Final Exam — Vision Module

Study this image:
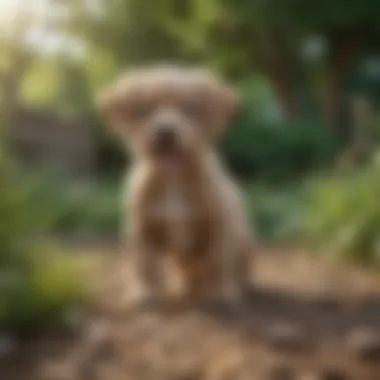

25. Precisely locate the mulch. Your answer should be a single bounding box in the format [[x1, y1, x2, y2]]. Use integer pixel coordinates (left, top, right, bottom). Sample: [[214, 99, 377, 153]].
[[2, 247, 380, 380]]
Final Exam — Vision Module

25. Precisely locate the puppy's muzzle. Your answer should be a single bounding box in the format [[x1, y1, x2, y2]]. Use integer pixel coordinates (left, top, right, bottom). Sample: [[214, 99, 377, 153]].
[[157, 126, 176, 147], [153, 124, 181, 159]]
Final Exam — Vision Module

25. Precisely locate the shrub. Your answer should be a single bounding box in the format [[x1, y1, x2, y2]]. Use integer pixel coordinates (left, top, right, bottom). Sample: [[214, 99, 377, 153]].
[[48, 179, 121, 235], [220, 88, 340, 182], [0, 148, 86, 335], [0, 245, 86, 334], [298, 152, 380, 265], [244, 182, 308, 242]]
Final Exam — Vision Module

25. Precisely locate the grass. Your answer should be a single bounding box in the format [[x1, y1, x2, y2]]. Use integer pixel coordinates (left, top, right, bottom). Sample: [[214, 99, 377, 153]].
[[0, 157, 101, 336], [0, 242, 100, 336]]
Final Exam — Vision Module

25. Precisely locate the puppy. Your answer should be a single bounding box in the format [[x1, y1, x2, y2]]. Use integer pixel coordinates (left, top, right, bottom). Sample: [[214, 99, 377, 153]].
[[98, 64, 254, 306]]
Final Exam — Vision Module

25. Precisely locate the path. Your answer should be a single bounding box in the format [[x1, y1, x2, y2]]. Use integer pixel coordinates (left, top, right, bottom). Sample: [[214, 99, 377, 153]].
[[2, 246, 380, 380]]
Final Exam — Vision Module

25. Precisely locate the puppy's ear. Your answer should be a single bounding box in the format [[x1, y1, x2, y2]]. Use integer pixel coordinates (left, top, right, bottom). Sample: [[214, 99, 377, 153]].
[[96, 84, 126, 134]]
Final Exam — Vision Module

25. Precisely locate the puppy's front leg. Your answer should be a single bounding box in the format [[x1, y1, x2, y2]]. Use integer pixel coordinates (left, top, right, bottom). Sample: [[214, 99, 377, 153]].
[[128, 230, 163, 306]]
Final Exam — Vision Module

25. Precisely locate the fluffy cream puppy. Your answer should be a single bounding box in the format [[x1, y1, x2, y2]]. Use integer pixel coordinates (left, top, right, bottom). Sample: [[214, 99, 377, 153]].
[[98, 64, 254, 306]]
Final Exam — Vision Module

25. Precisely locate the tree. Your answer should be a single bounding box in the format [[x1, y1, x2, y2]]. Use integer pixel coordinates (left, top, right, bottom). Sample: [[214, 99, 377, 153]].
[[0, 13, 34, 123], [219, 0, 380, 126], [156, 0, 380, 127], [19, 0, 380, 128]]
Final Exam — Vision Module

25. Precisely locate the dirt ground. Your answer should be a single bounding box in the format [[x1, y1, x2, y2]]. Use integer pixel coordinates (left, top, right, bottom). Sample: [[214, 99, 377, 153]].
[[2, 246, 380, 380]]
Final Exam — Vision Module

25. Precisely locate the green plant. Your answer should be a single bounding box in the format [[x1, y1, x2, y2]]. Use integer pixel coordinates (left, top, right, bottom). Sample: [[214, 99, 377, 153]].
[[299, 152, 380, 264], [0, 149, 86, 335], [220, 91, 339, 182], [244, 181, 308, 241], [0, 244, 86, 334], [50, 179, 121, 235]]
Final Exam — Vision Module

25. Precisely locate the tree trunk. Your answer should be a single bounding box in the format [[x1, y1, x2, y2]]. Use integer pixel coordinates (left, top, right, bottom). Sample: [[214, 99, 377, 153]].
[[322, 31, 358, 128]]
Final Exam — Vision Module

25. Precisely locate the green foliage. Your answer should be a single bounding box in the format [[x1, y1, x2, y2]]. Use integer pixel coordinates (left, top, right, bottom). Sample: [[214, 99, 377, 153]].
[[244, 182, 307, 241], [0, 245, 86, 334], [299, 152, 380, 264], [80, 0, 184, 68], [0, 150, 86, 335], [26, 171, 121, 236], [223, 0, 380, 31], [21, 59, 61, 107], [221, 88, 339, 182], [0, 158, 57, 263], [52, 180, 121, 235]]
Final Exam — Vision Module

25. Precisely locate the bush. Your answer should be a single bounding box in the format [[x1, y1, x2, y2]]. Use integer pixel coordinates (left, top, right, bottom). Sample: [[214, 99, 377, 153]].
[[45, 178, 121, 235], [298, 152, 380, 265], [0, 148, 86, 335], [220, 91, 340, 182], [0, 245, 86, 334], [244, 182, 308, 242]]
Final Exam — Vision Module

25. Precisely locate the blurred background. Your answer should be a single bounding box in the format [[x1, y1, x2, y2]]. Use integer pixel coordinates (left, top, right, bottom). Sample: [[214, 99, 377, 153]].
[[2, 0, 380, 378]]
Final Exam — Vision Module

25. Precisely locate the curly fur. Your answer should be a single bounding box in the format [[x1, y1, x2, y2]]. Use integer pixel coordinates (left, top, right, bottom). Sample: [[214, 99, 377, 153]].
[[98, 64, 254, 306]]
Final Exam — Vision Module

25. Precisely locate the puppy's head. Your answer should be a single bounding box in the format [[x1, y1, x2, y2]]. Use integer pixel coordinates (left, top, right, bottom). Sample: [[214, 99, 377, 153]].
[[98, 65, 239, 166]]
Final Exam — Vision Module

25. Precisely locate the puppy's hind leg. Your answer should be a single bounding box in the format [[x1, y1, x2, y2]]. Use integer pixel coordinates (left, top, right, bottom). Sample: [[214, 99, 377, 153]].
[[208, 234, 245, 308]]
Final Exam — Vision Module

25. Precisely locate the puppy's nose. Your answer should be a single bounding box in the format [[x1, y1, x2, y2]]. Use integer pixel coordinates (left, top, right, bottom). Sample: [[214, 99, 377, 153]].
[[156, 125, 176, 146]]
